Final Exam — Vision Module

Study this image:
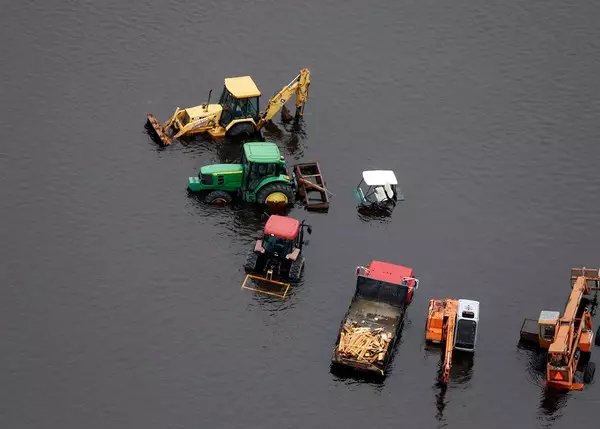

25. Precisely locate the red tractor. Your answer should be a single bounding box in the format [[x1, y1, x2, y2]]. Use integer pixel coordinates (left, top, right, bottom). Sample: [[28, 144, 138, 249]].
[[243, 215, 312, 285]]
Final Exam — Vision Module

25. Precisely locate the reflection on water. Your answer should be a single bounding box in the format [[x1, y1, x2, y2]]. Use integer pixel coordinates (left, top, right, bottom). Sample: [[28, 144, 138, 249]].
[[330, 366, 387, 393], [185, 193, 295, 244], [357, 208, 395, 224], [261, 118, 307, 160], [243, 277, 304, 313], [214, 139, 245, 164], [537, 388, 569, 428], [516, 342, 571, 427], [423, 342, 475, 423]]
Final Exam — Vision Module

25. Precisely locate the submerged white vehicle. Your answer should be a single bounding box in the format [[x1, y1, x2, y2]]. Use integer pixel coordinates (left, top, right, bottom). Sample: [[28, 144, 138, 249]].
[[355, 170, 404, 212]]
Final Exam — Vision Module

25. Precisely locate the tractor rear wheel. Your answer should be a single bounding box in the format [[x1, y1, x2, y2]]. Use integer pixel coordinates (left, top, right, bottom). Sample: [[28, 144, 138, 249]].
[[256, 182, 295, 207], [288, 256, 305, 282], [583, 361, 595, 383], [243, 249, 259, 272], [205, 190, 232, 205], [226, 122, 256, 139]]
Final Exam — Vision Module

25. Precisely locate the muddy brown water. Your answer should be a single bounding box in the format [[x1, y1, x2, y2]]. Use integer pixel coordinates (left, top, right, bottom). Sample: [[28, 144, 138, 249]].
[[1, 1, 599, 428]]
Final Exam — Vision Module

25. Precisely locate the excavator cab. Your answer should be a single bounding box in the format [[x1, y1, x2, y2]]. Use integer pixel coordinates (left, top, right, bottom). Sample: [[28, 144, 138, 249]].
[[454, 299, 480, 352], [425, 298, 480, 385], [538, 311, 559, 348]]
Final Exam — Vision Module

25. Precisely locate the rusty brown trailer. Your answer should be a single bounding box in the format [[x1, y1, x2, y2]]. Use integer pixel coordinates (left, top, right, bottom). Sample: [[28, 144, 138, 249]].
[[293, 162, 331, 211]]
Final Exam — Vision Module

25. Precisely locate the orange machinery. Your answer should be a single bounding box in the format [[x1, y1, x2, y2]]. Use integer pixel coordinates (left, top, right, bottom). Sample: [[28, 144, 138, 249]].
[[519, 267, 600, 390], [425, 298, 479, 385]]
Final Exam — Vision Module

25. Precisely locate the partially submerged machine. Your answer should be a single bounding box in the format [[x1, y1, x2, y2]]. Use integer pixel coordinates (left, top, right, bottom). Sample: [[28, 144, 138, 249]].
[[355, 170, 404, 213], [425, 298, 480, 385], [241, 215, 312, 299], [519, 267, 600, 390], [146, 69, 311, 145], [331, 261, 419, 377], [187, 141, 331, 210]]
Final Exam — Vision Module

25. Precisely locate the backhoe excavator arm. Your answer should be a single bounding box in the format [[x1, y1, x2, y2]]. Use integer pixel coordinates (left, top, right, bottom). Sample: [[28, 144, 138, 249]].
[[442, 301, 458, 384], [255, 68, 310, 130], [549, 271, 600, 360], [425, 298, 459, 385], [545, 268, 600, 390]]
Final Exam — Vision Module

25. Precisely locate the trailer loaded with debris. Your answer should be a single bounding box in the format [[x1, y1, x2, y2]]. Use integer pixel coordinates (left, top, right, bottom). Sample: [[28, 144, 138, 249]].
[[337, 323, 394, 365], [331, 261, 419, 376]]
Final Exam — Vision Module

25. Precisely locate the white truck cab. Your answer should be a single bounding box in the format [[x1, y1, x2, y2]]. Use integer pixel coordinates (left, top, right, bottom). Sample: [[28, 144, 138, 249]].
[[454, 299, 480, 352]]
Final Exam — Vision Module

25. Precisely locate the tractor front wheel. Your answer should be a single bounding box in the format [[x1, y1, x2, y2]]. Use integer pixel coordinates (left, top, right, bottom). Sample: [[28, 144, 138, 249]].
[[583, 361, 595, 383], [226, 122, 256, 139], [243, 249, 259, 272], [288, 256, 305, 282], [205, 190, 232, 205], [256, 182, 295, 207]]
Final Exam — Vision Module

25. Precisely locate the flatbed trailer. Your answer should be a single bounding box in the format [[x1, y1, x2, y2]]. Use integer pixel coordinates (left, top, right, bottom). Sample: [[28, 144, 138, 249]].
[[331, 261, 419, 377]]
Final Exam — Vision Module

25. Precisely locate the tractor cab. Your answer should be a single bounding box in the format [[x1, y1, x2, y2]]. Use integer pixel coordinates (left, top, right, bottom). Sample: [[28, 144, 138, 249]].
[[239, 142, 295, 205], [454, 299, 480, 352], [355, 170, 404, 212], [242, 214, 313, 299], [218, 76, 261, 127], [257, 215, 311, 261]]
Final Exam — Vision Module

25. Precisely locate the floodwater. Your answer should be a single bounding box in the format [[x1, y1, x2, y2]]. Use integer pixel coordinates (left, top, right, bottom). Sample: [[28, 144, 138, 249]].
[[1, 1, 599, 428]]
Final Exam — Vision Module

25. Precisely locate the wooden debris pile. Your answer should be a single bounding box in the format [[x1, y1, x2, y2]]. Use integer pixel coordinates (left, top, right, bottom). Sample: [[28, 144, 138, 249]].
[[337, 322, 392, 365]]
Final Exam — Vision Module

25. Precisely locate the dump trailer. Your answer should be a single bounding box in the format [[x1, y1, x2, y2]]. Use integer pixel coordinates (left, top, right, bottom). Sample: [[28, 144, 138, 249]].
[[519, 267, 600, 391], [425, 298, 480, 385], [331, 261, 419, 376]]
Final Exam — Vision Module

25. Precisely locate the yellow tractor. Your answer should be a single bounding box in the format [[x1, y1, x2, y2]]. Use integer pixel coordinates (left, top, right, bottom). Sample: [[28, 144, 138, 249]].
[[146, 68, 311, 145]]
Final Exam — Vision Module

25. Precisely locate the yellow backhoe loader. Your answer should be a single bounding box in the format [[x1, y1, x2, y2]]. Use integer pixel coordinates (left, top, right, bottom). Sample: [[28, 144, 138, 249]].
[[146, 68, 311, 145]]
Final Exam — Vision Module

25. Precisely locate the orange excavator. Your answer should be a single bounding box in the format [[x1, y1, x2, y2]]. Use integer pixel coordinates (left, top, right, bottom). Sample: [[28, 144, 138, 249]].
[[425, 298, 480, 385], [519, 267, 600, 390]]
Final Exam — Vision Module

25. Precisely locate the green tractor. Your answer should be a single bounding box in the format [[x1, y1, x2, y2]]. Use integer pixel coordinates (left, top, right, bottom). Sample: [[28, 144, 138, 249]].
[[188, 142, 298, 207]]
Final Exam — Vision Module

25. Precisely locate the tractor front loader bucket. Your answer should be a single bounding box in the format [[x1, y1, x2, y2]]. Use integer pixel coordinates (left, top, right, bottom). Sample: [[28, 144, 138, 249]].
[[241, 273, 291, 299], [145, 112, 173, 146]]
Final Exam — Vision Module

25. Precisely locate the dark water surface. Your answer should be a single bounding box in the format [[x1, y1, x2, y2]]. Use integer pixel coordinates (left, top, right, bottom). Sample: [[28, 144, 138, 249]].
[[1, 1, 599, 428]]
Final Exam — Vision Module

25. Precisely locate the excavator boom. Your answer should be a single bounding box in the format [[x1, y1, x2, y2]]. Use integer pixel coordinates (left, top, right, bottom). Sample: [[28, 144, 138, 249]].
[[545, 267, 600, 390], [255, 68, 311, 130], [425, 298, 459, 385], [442, 302, 458, 383]]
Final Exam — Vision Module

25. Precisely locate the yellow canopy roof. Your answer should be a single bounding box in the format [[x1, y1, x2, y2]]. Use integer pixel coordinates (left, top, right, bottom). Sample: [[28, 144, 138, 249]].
[[224, 76, 261, 98]]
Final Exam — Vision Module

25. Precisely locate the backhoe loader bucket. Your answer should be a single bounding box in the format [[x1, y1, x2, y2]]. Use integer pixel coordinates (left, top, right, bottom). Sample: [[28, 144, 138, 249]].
[[241, 273, 291, 299], [145, 112, 173, 146]]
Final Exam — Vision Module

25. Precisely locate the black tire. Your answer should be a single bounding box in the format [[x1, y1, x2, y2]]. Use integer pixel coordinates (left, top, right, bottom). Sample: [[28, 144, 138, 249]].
[[596, 326, 600, 346], [256, 182, 295, 207], [288, 256, 305, 282], [204, 190, 232, 205], [226, 122, 256, 138], [579, 351, 591, 371], [583, 361, 595, 383], [243, 249, 258, 272]]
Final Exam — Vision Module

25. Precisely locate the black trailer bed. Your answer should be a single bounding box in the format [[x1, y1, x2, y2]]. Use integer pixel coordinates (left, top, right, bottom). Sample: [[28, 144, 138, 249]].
[[519, 318, 539, 344]]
